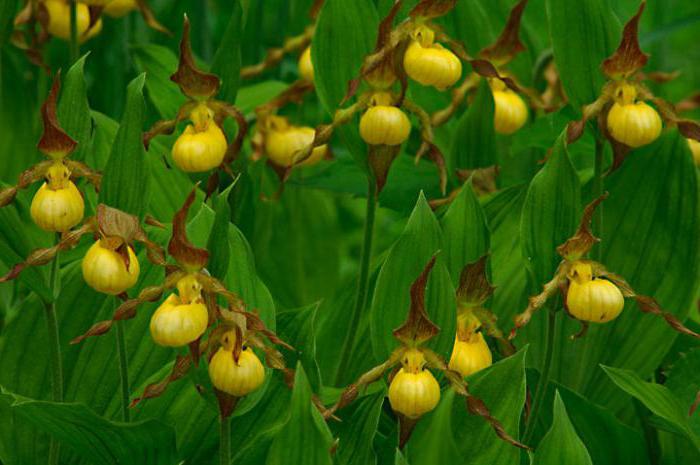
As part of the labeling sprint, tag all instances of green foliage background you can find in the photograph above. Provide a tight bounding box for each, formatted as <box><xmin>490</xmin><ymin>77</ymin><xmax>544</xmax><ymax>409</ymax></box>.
<box><xmin>0</xmin><ymin>0</ymin><xmax>699</xmax><ymax>464</ymax></box>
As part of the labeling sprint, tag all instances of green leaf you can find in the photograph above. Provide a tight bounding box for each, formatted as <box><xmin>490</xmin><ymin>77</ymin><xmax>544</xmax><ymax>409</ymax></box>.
<box><xmin>440</xmin><ymin>179</ymin><xmax>490</xmax><ymax>285</ymax></box>
<box><xmin>266</xmin><ymin>364</ymin><xmax>333</xmax><ymax>465</ymax></box>
<box><xmin>407</xmin><ymin>389</ymin><xmax>462</xmax><ymax>464</ymax></box>
<box><xmin>313</xmin><ymin>0</ymin><xmax>378</xmax><ymax>170</ymax></box>
<box><xmin>58</xmin><ymin>54</ymin><xmax>92</xmax><ymax>162</ymax></box>
<box><xmin>603</xmin><ymin>366</ymin><xmax>700</xmax><ymax>450</ymax></box>
<box><xmin>370</xmin><ymin>192</ymin><xmax>456</xmax><ymax>362</ymax></box>
<box><xmin>532</xmin><ymin>391</ymin><xmax>593</xmax><ymax>465</ymax></box>
<box><xmin>99</xmin><ymin>74</ymin><xmax>150</xmax><ymax>218</ymax></box>
<box><xmin>1</xmin><ymin>386</ymin><xmax>179</xmax><ymax>465</ymax></box>
<box><xmin>451</xmin><ymin>348</ymin><xmax>527</xmax><ymax>464</ymax></box>
<box><xmin>665</xmin><ymin>347</ymin><xmax>700</xmax><ymax>437</ymax></box>
<box><xmin>0</xmin><ymin>0</ymin><xmax>17</xmax><ymax>46</ymax></box>
<box><xmin>334</xmin><ymin>388</ymin><xmax>386</xmax><ymax>465</ymax></box>
<box><xmin>520</xmin><ymin>131</ymin><xmax>580</xmax><ymax>286</ymax></box>
<box><xmin>211</xmin><ymin>1</ymin><xmax>244</xmax><ymax>103</ymax></box>
<box><xmin>450</xmin><ymin>80</ymin><xmax>497</xmax><ymax>171</ymax></box>
<box><xmin>277</xmin><ymin>303</ymin><xmax>322</xmax><ymax>392</ymax></box>
<box><xmin>131</xmin><ymin>44</ymin><xmax>186</xmax><ymax>119</ymax></box>
<box><xmin>545</xmin><ymin>0</ymin><xmax>620</xmax><ymax>111</ymax></box>
<box><xmin>207</xmin><ymin>184</ymin><xmax>234</xmax><ymax>281</ymax></box>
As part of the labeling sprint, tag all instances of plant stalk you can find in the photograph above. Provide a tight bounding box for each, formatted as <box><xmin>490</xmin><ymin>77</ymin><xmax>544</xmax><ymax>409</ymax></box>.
<box><xmin>593</xmin><ymin>137</ymin><xmax>605</xmax><ymax>261</ymax></box>
<box><xmin>219</xmin><ymin>414</ymin><xmax>231</xmax><ymax>465</ymax></box>
<box><xmin>69</xmin><ymin>1</ymin><xmax>79</xmax><ymax>63</ymax></box>
<box><xmin>115</xmin><ymin>313</ymin><xmax>130</xmax><ymax>422</ymax></box>
<box><xmin>523</xmin><ymin>307</ymin><xmax>557</xmax><ymax>445</ymax></box>
<box><xmin>335</xmin><ymin>177</ymin><xmax>377</xmax><ymax>384</ymax></box>
<box><xmin>45</xmin><ymin>235</ymin><xmax>63</xmax><ymax>465</ymax></box>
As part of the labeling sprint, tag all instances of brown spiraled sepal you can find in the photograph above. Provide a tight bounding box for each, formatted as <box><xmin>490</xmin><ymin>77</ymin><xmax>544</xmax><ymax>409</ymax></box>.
<box><xmin>601</xmin><ymin>1</ymin><xmax>649</xmax><ymax>79</ymax></box>
<box><xmin>168</xmin><ymin>187</ymin><xmax>209</xmax><ymax>271</ymax></box>
<box><xmin>600</xmin><ymin>271</ymin><xmax>700</xmax><ymax>339</ymax></box>
<box><xmin>456</xmin><ymin>255</ymin><xmax>495</xmax><ymax>307</ymax></box>
<box><xmin>170</xmin><ymin>15</ymin><xmax>221</xmax><ymax>99</ymax></box>
<box><xmin>556</xmin><ymin>193</ymin><xmax>609</xmax><ymax>261</ymax></box>
<box><xmin>130</xmin><ymin>353</ymin><xmax>194</xmax><ymax>407</ymax></box>
<box><xmin>409</xmin><ymin>0</ymin><xmax>457</xmax><ymax>19</ymax></box>
<box><xmin>392</xmin><ymin>254</ymin><xmax>441</xmax><ymax>345</ymax></box>
<box><xmin>38</xmin><ymin>72</ymin><xmax>78</xmax><ymax>159</ymax></box>
<box><xmin>479</xmin><ymin>0</ymin><xmax>528</xmax><ymax>64</ymax></box>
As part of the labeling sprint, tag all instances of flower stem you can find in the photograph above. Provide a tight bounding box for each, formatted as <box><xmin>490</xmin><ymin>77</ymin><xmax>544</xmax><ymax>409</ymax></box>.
<box><xmin>523</xmin><ymin>307</ymin><xmax>557</xmax><ymax>445</ymax></box>
<box><xmin>45</xmin><ymin>235</ymin><xmax>63</xmax><ymax>465</ymax></box>
<box><xmin>219</xmin><ymin>414</ymin><xmax>231</xmax><ymax>465</ymax></box>
<box><xmin>69</xmin><ymin>1</ymin><xmax>79</xmax><ymax>64</ymax></box>
<box><xmin>593</xmin><ymin>137</ymin><xmax>605</xmax><ymax>261</ymax></box>
<box><xmin>115</xmin><ymin>312</ymin><xmax>130</xmax><ymax>422</ymax></box>
<box><xmin>334</xmin><ymin>177</ymin><xmax>377</xmax><ymax>385</ymax></box>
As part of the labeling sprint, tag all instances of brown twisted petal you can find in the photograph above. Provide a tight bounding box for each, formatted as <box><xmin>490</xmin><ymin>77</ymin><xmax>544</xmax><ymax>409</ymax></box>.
<box><xmin>130</xmin><ymin>352</ymin><xmax>194</xmax><ymax>407</ymax></box>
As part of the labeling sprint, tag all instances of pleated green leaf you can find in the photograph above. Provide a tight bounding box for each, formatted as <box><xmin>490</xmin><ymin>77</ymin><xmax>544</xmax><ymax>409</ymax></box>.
<box><xmin>532</xmin><ymin>391</ymin><xmax>593</xmax><ymax>465</ymax></box>
<box><xmin>520</xmin><ymin>131</ymin><xmax>580</xmax><ymax>286</ymax></box>
<box><xmin>603</xmin><ymin>366</ymin><xmax>700</xmax><ymax>450</ymax></box>
<box><xmin>99</xmin><ymin>74</ymin><xmax>150</xmax><ymax>218</ymax></box>
<box><xmin>211</xmin><ymin>0</ymin><xmax>244</xmax><ymax>103</ymax></box>
<box><xmin>266</xmin><ymin>364</ymin><xmax>333</xmax><ymax>465</ymax></box>
<box><xmin>450</xmin><ymin>80</ymin><xmax>497</xmax><ymax>171</ymax></box>
<box><xmin>440</xmin><ymin>178</ymin><xmax>490</xmax><ymax>285</ymax></box>
<box><xmin>334</xmin><ymin>387</ymin><xmax>386</xmax><ymax>465</ymax></box>
<box><xmin>545</xmin><ymin>0</ymin><xmax>620</xmax><ymax>111</ymax></box>
<box><xmin>1</xmin><ymin>387</ymin><xmax>178</xmax><ymax>465</ymax></box>
<box><xmin>370</xmin><ymin>192</ymin><xmax>456</xmax><ymax>362</ymax></box>
<box><xmin>58</xmin><ymin>54</ymin><xmax>92</xmax><ymax>162</ymax></box>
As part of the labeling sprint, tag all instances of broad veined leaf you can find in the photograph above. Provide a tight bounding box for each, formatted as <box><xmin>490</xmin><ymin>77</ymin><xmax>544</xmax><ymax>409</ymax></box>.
<box><xmin>603</xmin><ymin>366</ymin><xmax>700</xmax><ymax>450</ymax></box>
<box><xmin>450</xmin><ymin>80</ymin><xmax>497</xmax><ymax>172</ymax></box>
<box><xmin>277</xmin><ymin>303</ymin><xmax>322</xmax><ymax>392</ymax></box>
<box><xmin>545</xmin><ymin>0</ymin><xmax>620</xmax><ymax>111</ymax></box>
<box><xmin>57</xmin><ymin>54</ymin><xmax>92</xmax><ymax>163</ymax></box>
<box><xmin>313</xmin><ymin>0</ymin><xmax>378</xmax><ymax>170</ymax></box>
<box><xmin>99</xmin><ymin>74</ymin><xmax>150</xmax><ymax>218</ymax></box>
<box><xmin>450</xmin><ymin>0</ymin><xmax>496</xmax><ymax>56</ymax></box>
<box><xmin>547</xmin><ymin>382</ymin><xmax>651</xmax><ymax>465</ymax></box>
<box><xmin>558</xmin><ymin>132</ymin><xmax>700</xmax><ymax>411</ymax></box>
<box><xmin>0</xmin><ymin>0</ymin><xmax>17</xmax><ymax>47</ymax></box>
<box><xmin>451</xmin><ymin>348</ymin><xmax>527</xmax><ymax>465</ymax></box>
<box><xmin>266</xmin><ymin>364</ymin><xmax>333</xmax><ymax>465</ymax></box>
<box><xmin>532</xmin><ymin>391</ymin><xmax>593</xmax><ymax>465</ymax></box>
<box><xmin>334</xmin><ymin>387</ymin><xmax>386</xmax><ymax>465</ymax></box>
<box><xmin>665</xmin><ymin>347</ymin><xmax>700</xmax><ymax>436</ymax></box>
<box><xmin>206</xmin><ymin>184</ymin><xmax>234</xmax><ymax>281</ymax></box>
<box><xmin>0</xmin><ymin>386</ymin><xmax>179</xmax><ymax>465</ymax></box>
<box><xmin>131</xmin><ymin>44</ymin><xmax>186</xmax><ymax>119</ymax></box>
<box><xmin>370</xmin><ymin>193</ymin><xmax>456</xmax><ymax>363</ymax></box>
<box><xmin>211</xmin><ymin>0</ymin><xmax>244</xmax><ymax>103</ymax></box>
<box><xmin>407</xmin><ymin>389</ymin><xmax>462</xmax><ymax>465</ymax></box>
<box><xmin>440</xmin><ymin>178</ymin><xmax>490</xmax><ymax>285</ymax></box>
<box><xmin>520</xmin><ymin>131</ymin><xmax>581</xmax><ymax>287</ymax></box>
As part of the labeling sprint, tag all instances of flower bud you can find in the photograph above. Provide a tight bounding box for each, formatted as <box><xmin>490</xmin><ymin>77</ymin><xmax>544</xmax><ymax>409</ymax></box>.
<box><xmin>490</xmin><ymin>79</ymin><xmax>528</xmax><ymax>135</ymax></box>
<box><xmin>150</xmin><ymin>275</ymin><xmax>208</xmax><ymax>347</ymax></box>
<box><xmin>359</xmin><ymin>92</ymin><xmax>411</xmax><ymax>146</ymax></box>
<box><xmin>687</xmin><ymin>138</ymin><xmax>700</xmax><ymax>166</ymax></box>
<box><xmin>104</xmin><ymin>0</ymin><xmax>137</xmax><ymax>17</ymax></box>
<box><xmin>298</xmin><ymin>46</ymin><xmax>314</xmax><ymax>83</ymax></box>
<box><xmin>30</xmin><ymin>163</ymin><xmax>84</xmax><ymax>232</ymax></box>
<box><xmin>403</xmin><ymin>26</ymin><xmax>462</xmax><ymax>90</ymax></box>
<box><xmin>388</xmin><ymin>349</ymin><xmax>440</xmax><ymax>419</ymax></box>
<box><xmin>606</xmin><ymin>83</ymin><xmax>662</xmax><ymax>148</ymax></box>
<box><xmin>566</xmin><ymin>261</ymin><xmax>624</xmax><ymax>323</ymax></box>
<box><xmin>264</xmin><ymin>116</ymin><xmax>328</xmax><ymax>167</ymax></box>
<box><xmin>172</xmin><ymin>105</ymin><xmax>228</xmax><ymax>172</ymax></box>
<box><xmin>82</xmin><ymin>240</ymin><xmax>140</xmax><ymax>295</ymax></box>
<box><xmin>208</xmin><ymin>331</ymin><xmax>265</xmax><ymax>396</ymax></box>
<box><xmin>448</xmin><ymin>333</ymin><xmax>492</xmax><ymax>377</ymax></box>
<box><xmin>44</xmin><ymin>0</ymin><xmax>102</xmax><ymax>42</ymax></box>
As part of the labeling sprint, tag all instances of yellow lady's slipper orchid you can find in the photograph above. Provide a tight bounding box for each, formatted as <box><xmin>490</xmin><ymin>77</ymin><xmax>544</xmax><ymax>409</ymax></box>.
<box><xmin>490</xmin><ymin>78</ymin><xmax>528</xmax><ymax>135</ymax></box>
<box><xmin>388</xmin><ymin>349</ymin><xmax>440</xmax><ymax>419</ymax></box>
<box><xmin>208</xmin><ymin>330</ymin><xmax>266</xmax><ymax>396</ymax></box>
<box><xmin>30</xmin><ymin>162</ymin><xmax>84</xmax><ymax>232</ymax></box>
<box><xmin>171</xmin><ymin>104</ymin><xmax>228</xmax><ymax>172</ymax></box>
<box><xmin>359</xmin><ymin>92</ymin><xmax>411</xmax><ymax>146</ymax></box>
<box><xmin>150</xmin><ymin>274</ymin><xmax>209</xmax><ymax>347</ymax></box>
<box><xmin>606</xmin><ymin>83</ymin><xmax>662</xmax><ymax>148</ymax></box>
<box><xmin>566</xmin><ymin>261</ymin><xmax>625</xmax><ymax>323</ymax></box>
<box><xmin>44</xmin><ymin>0</ymin><xmax>103</xmax><ymax>43</ymax></box>
<box><xmin>403</xmin><ymin>26</ymin><xmax>462</xmax><ymax>90</ymax></box>
<box><xmin>82</xmin><ymin>240</ymin><xmax>140</xmax><ymax>295</ymax></box>
<box><xmin>298</xmin><ymin>46</ymin><xmax>314</xmax><ymax>83</ymax></box>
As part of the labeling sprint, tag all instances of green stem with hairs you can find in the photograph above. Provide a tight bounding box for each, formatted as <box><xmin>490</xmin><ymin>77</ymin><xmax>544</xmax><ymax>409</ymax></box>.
<box><xmin>69</xmin><ymin>1</ymin><xmax>79</xmax><ymax>63</ymax></box>
<box><xmin>219</xmin><ymin>414</ymin><xmax>231</xmax><ymax>465</ymax></box>
<box><xmin>45</xmin><ymin>235</ymin><xmax>64</xmax><ymax>465</ymax></box>
<box><xmin>334</xmin><ymin>177</ymin><xmax>377</xmax><ymax>384</ymax></box>
<box><xmin>115</xmin><ymin>312</ymin><xmax>130</xmax><ymax>422</ymax></box>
